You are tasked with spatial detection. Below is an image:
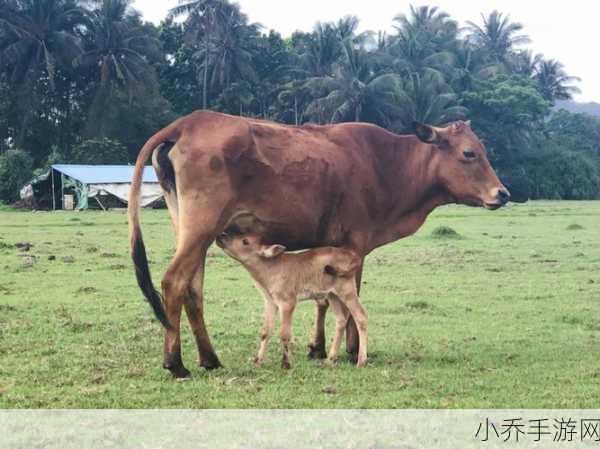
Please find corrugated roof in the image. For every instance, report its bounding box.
[51,164,158,184]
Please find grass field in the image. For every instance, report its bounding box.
[0,201,599,408]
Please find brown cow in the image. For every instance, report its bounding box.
[128,110,509,378]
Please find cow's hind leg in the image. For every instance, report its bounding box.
[185,253,222,370]
[161,239,206,378]
[307,300,328,359]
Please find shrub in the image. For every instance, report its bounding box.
[431,226,463,239]
[529,151,600,200]
[70,138,129,165]
[0,150,34,203]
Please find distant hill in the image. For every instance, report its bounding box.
[555,100,600,117]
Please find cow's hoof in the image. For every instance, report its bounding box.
[307,343,327,360]
[346,351,358,364]
[166,365,191,380]
[281,360,291,370]
[199,353,223,371]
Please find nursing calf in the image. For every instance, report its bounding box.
[216,233,368,368]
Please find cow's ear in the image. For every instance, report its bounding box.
[260,244,286,259]
[413,122,441,145]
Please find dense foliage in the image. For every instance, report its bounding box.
[1,0,598,202]
[0,150,33,202]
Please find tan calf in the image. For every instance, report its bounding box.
[216,233,368,368]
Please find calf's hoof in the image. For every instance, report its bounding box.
[307,343,327,360]
[281,359,291,370]
[356,357,367,368]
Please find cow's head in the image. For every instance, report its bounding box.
[414,120,510,209]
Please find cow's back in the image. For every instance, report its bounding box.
[173,111,382,250]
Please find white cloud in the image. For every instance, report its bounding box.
[133,0,599,102]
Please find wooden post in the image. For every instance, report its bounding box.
[51,168,56,211]
[61,174,64,210]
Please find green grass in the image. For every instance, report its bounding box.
[1,201,599,408]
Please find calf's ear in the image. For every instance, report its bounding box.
[260,244,286,259]
[413,122,442,145]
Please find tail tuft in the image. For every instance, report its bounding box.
[132,232,172,329]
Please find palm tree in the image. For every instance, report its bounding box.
[304,40,404,126]
[276,79,312,125]
[296,21,341,77]
[534,59,580,102]
[449,39,499,92]
[509,50,542,77]
[76,0,162,135]
[168,0,230,108]
[0,0,86,88]
[78,0,161,92]
[204,5,261,91]
[392,70,467,132]
[0,0,87,144]
[466,11,530,66]
[389,5,458,79]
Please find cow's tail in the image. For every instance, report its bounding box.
[128,120,181,329]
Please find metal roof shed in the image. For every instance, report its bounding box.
[21,164,163,210]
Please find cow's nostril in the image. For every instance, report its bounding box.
[497,189,511,204]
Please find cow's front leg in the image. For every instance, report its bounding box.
[307,299,328,359]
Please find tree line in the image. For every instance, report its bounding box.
[1,0,599,203]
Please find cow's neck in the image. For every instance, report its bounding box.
[369,133,452,251]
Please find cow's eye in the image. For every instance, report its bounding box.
[242,238,249,245]
[463,149,477,160]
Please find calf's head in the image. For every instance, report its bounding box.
[215,233,286,265]
[414,121,510,210]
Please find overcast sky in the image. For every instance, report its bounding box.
[133,0,599,102]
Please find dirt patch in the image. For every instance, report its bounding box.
[100,252,118,258]
[15,242,33,251]
[76,287,98,294]
[405,300,432,310]
[566,224,584,231]
[21,255,36,267]
[430,226,463,239]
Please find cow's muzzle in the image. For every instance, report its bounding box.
[484,187,511,210]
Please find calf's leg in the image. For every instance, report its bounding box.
[255,299,277,364]
[327,297,349,362]
[345,260,364,362]
[339,290,368,367]
[278,301,296,369]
